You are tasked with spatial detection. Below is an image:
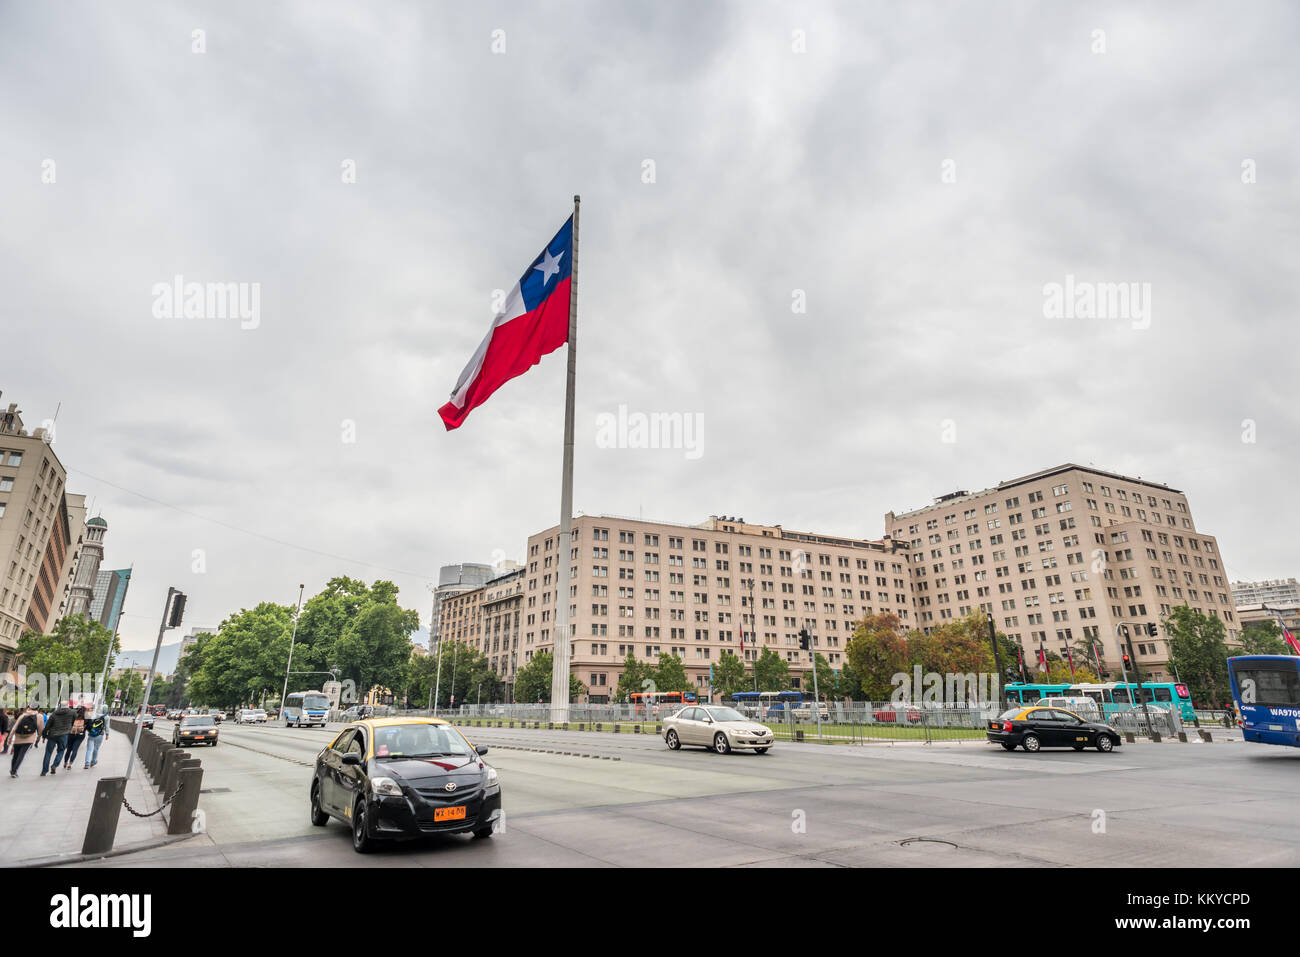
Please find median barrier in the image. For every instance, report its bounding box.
[613,724,619,733]
[548,722,553,730]
[596,723,602,732]
[1124,732,1135,744]
[634,724,641,733]
[1199,729,1213,742]
[1177,732,1187,743]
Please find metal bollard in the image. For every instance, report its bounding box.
[81,776,127,855]
[1151,731,1162,743]
[1124,732,1136,744]
[1177,732,1188,743]
[596,723,602,732]
[548,722,553,730]
[795,730,805,742]
[162,749,189,798]
[1199,729,1213,742]
[166,761,204,836]
[562,722,568,731]
[634,725,641,734]
[613,724,619,733]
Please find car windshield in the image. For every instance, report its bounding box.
[702,707,747,722]
[302,695,329,710]
[182,717,215,728]
[371,723,472,759]
[998,708,1023,719]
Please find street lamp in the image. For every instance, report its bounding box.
[278,584,306,725]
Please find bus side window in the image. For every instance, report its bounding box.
[1154,688,1172,702]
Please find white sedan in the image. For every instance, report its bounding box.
[662,705,774,754]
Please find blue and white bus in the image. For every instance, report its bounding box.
[283,690,330,727]
[1228,655,1300,748]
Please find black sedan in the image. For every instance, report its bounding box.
[310,718,502,853]
[172,714,218,747]
[987,706,1121,753]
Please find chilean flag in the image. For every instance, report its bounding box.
[1278,613,1300,656]
[439,216,574,430]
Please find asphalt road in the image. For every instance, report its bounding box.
[77,719,1300,867]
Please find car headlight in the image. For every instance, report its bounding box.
[371,776,403,797]
[484,766,499,784]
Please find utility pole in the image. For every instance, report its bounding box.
[986,613,1005,711]
[278,584,306,726]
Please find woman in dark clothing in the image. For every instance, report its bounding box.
[64,706,88,769]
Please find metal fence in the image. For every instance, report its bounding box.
[329,700,1196,743]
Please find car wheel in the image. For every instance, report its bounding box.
[310,782,329,826]
[713,732,731,755]
[1097,735,1115,753]
[1001,742,1016,751]
[1021,733,1041,753]
[352,801,375,853]
[666,730,680,750]
[473,824,495,839]
[754,747,769,754]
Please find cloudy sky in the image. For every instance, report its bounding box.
[3,1,1297,653]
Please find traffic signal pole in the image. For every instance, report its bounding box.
[1114,620,1156,737]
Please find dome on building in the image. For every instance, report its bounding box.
[87,516,108,527]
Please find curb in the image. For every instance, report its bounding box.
[23,832,203,869]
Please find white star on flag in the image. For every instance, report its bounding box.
[534,248,564,285]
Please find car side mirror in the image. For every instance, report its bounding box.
[475,745,489,755]
[341,752,362,766]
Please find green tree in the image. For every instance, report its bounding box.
[1239,620,1288,656]
[650,653,689,694]
[712,651,747,698]
[845,612,908,700]
[514,652,586,703]
[431,640,503,708]
[335,600,420,704]
[754,647,790,691]
[837,659,863,700]
[187,602,295,708]
[1165,605,1231,707]
[15,614,119,687]
[613,652,651,702]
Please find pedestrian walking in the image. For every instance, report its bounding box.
[83,709,109,768]
[0,707,9,754]
[40,700,75,776]
[63,706,87,770]
[8,704,45,777]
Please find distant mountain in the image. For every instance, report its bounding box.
[113,641,183,675]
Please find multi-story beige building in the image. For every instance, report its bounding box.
[1236,602,1300,637]
[438,567,524,698]
[1232,578,1300,607]
[885,464,1237,682]
[0,397,84,670]
[513,514,913,702]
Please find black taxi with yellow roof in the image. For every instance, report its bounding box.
[310,716,502,852]
[987,705,1122,753]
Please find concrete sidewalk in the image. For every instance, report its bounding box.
[0,728,173,866]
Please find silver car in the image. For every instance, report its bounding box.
[663,705,773,754]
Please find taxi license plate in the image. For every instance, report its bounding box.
[434,807,466,822]
[193,734,206,738]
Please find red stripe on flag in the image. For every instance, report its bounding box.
[439,277,571,430]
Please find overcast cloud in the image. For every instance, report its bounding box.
[2,0,1296,652]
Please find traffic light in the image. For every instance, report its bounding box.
[1122,653,1131,668]
[798,629,811,651]
[167,592,187,628]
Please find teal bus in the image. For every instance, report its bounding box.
[1003,681,1194,721]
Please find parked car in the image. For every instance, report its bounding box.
[340,705,375,722]
[987,706,1121,753]
[792,704,831,721]
[662,705,773,754]
[872,704,922,723]
[310,718,501,852]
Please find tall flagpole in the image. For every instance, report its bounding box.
[551,194,579,722]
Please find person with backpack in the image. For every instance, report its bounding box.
[83,709,109,768]
[40,701,75,776]
[9,705,44,777]
[63,706,88,770]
